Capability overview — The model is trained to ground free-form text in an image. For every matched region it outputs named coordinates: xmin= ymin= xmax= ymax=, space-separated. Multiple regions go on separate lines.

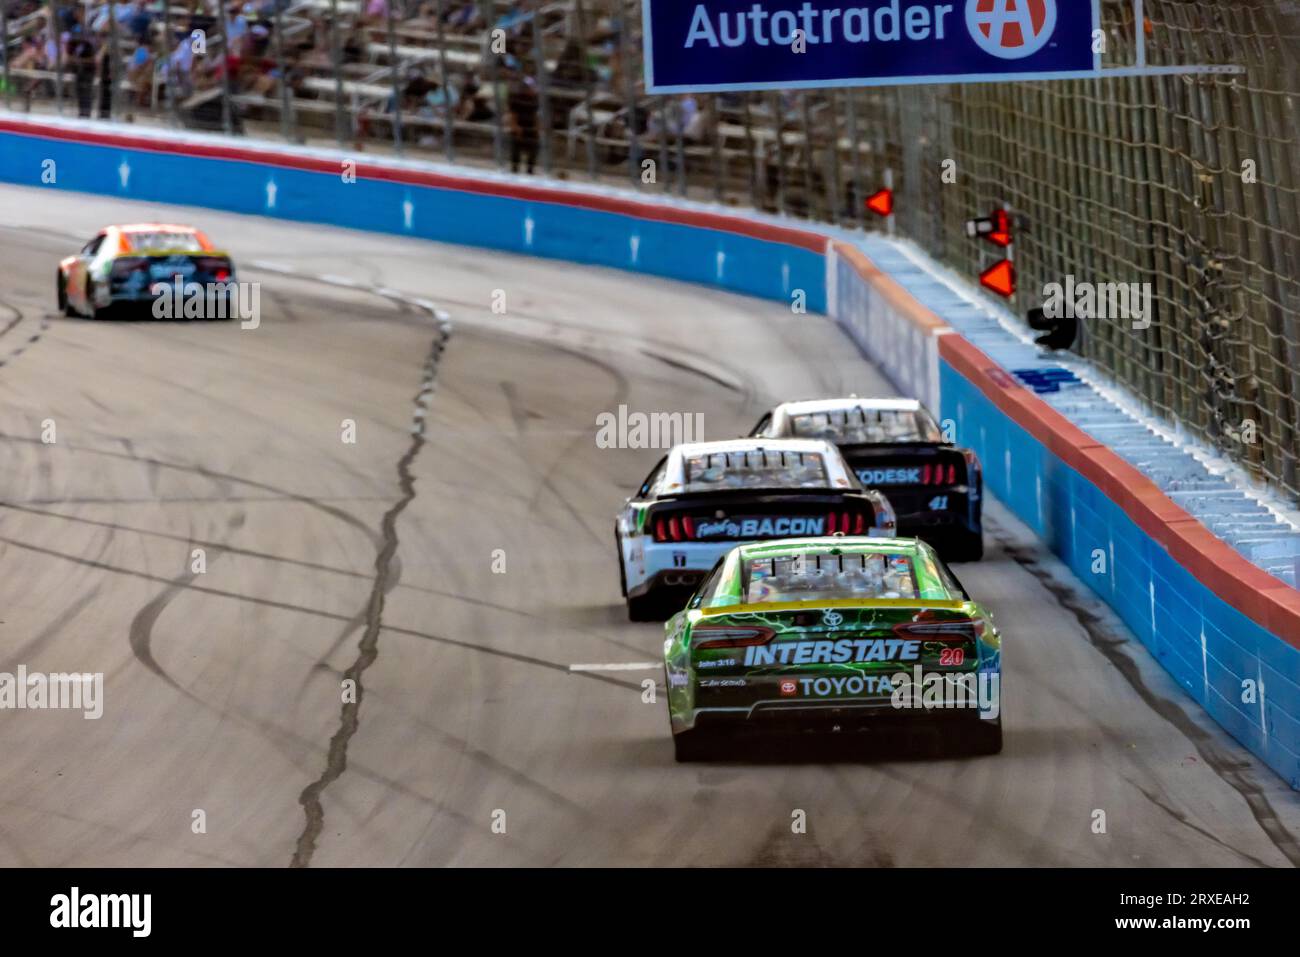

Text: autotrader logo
xmin=967 ymin=0 xmax=1057 ymax=59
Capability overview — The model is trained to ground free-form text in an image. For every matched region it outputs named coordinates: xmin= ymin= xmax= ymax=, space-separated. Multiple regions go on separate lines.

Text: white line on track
xmin=568 ymin=662 xmax=661 ymax=672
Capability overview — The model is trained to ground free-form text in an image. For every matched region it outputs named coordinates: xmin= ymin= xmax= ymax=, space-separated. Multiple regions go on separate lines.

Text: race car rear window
xmin=739 ymin=551 xmax=946 ymax=605
xmin=790 ymin=408 xmax=941 ymax=445
xmin=122 ymin=231 xmax=205 ymax=252
xmin=683 ymin=450 xmax=828 ymax=492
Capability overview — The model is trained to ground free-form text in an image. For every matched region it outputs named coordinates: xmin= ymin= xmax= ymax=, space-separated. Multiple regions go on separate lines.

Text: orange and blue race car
xmin=57 ymin=224 xmax=236 ymax=320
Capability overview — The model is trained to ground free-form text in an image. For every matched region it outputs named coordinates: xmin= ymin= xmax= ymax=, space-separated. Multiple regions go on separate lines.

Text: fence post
xmin=845 ymin=90 xmax=862 ymax=229
xmin=710 ymin=93 xmax=723 ymax=203
xmin=54 ymin=2 xmax=64 ymax=116
xmin=618 ymin=0 xmax=639 ymax=187
xmin=215 ymin=0 xmax=235 ymax=135
xmin=1 ymin=1 xmax=10 ymax=111
xmin=484 ymin=0 xmax=504 ymax=169
xmin=385 ymin=0 xmax=403 ymax=154
xmin=799 ymin=91 xmax=816 ymax=220
xmin=106 ymin=0 xmax=122 ymax=120
xmin=769 ymin=91 xmax=786 ymax=217
xmin=434 ymin=0 xmax=455 ymax=162
xmin=531 ymin=10 xmax=552 ymax=176
xmin=329 ymin=0 xmax=346 ymax=146
xmin=575 ymin=0 xmax=598 ymax=180
xmin=742 ymin=93 xmax=759 ymax=210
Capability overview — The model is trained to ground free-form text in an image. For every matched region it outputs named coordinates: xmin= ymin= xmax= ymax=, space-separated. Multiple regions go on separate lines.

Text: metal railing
xmin=4 ymin=0 xmax=1297 ymax=502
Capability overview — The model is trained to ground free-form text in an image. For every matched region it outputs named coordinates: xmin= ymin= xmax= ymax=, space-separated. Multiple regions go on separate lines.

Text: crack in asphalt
xmin=289 ymin=314 xmax=449 ymax=869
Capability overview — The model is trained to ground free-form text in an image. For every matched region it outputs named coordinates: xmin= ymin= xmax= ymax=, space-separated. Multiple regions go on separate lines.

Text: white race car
xmin=615 ymin=438 xmax=896 ymax=620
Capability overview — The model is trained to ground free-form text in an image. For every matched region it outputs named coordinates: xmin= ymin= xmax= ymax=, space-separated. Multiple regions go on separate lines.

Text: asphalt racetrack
xmin=1 ymin=184 xmax=1297 ymax=867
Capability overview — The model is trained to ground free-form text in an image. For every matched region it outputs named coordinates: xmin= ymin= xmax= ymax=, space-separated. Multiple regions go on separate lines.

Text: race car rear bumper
xmin=679 ymin=702 xmax=999 ymax=745
xmin=672 ymin=665 xmax=1002 ymax=734
xmin=624 ymin=540 xmax=734 ymax=598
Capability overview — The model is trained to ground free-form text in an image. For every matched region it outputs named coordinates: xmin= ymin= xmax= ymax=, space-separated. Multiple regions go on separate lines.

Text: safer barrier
xmin=2 ymin=115 xmax=1296 ymax=788
xmin=834 ymin=244 xmax=1300 ymax=789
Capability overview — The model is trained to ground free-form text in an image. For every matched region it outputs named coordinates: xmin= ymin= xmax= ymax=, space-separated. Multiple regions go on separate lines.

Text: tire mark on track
xmin=0 ymin=501 xmax=634 ymax=650
xmin=1127 ymin=779 xmax=1274 ymax=867
xmin=0 ymin=298 xmax=49 ymax=370
xmin=0 ymin=431 xmax=383 ymax=551
xmin=0 ymin=532 xmax=639 ymax=691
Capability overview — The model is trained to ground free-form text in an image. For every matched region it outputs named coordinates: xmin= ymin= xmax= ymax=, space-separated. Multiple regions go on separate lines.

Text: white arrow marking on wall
xmin=716 ymin=250 xmax=725 ymax=280
xmin=118 ymin=159 xmax=130 ymax=189
xmin=630 ymin=234 xmax=640 ymax=264
xmin=524 ymin=214 xmax=535 ymax=247
xmin=265 ymin=179 xmax=278 ymax=210
xmin=403 ymin=198 xmax=414 ymax=230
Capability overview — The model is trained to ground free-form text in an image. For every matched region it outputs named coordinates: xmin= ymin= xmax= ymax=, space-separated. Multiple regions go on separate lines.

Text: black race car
xmin=750 ymin=398 xmax=983 ymax=561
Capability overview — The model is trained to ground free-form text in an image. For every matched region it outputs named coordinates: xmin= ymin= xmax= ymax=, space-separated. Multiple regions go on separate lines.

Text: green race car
xmin=663 ymin=537 xmax=1002 ymax=761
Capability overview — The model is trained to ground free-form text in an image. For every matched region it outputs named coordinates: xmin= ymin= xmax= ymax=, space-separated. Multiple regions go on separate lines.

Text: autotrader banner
xmin=643 ymin=0 xmax=1101 ymax=92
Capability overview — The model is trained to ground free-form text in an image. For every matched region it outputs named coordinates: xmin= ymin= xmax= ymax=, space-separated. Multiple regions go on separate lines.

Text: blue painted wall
xmin=942 ymin=360 xmax=1300 ymax=789
xmin=0 ymin=129 xmax=825 ymax=311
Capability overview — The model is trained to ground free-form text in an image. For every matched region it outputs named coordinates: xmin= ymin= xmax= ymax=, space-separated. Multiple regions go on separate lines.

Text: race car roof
xmin=107 ymin=224 xmax=216 ymax=254
xmin=775 ymin=397 xmax=923 ymax=416
xmin=660 ymin=438 xmax=855 ymax=492
xmin=700 ymin=536 xmax=963 ymax=609
xmin=736 ymin=536 xmax=925 ymax=559
xmin=115 ymin=223 xmax=200 ymax=233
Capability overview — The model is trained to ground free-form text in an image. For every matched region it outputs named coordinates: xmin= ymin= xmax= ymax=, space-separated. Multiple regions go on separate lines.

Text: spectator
xmin=506 ymin=74 xmax=539 ymax=174
xmin=447 ymin=2 xmax=479 ymax=30
xmin=125 ymin=0 xmax=153 ymax=44
xmin=457 ymin=74 xmax=494 ymax=123
xmin=95 ymin=26 xmax=114 ymax=118
xmin=63 ymin=7 xmax=97 ymax=118
xmin=167 ymin=29 xmax=196 ymax=101
xmin=225 ymin=1 xmax=252 ymax=63
xmin=409 ymin=1 xmax=438 ymax=29
xmin=125 ymin=38 xmax=153 ymax=112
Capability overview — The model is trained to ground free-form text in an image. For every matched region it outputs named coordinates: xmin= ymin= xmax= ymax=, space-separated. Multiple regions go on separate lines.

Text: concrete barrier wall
xmin=0 ymin=117 xmax=827 ymax=311
xmin=834 ymin=246 xmax=1300 ymax=789
xmin=3 ymin=115 xmax=1296 ymax=787
xmin=826 ymin=241 xmax=946 ymax=413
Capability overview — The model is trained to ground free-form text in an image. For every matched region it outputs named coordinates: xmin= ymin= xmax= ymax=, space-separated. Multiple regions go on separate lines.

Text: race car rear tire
xmin=615 ymin=531 xmax=628 ymax=598
xmin=672 ymin=728 xmax=719 ymax=763
xmin=57 ymin=271 xmax=75 ymax=316
xmin=84 ymin=278 xmax=105 ymax=320
xmin=964 ymin=717 xmax=1003 ymax=755
xmin=946 ymin=528 xmax=985 ymax=563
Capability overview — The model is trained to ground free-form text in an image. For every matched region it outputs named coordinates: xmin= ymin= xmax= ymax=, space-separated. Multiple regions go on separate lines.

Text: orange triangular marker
xmin=988 ymin=209 xmax=1012 ymax=247
xmin=865 ymin=188 xmax=893 ymax=217
xmin=979 ymin=259 xmax=1016 ymax=298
